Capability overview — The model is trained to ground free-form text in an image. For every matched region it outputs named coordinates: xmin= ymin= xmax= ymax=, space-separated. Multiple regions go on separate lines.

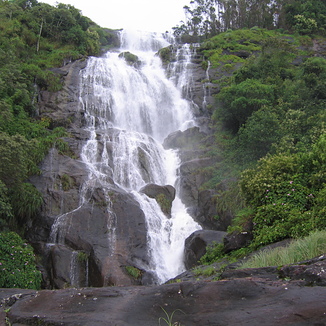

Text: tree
xmin=237 ymin=107 xmax=280 ymax=160
xmin=217 ymin=79 xmax=275 ymax=132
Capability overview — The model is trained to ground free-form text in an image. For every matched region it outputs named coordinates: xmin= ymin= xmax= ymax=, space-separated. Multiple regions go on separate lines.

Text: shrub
xmin=0 ymin=232 xmax=42 ymax=289
xmin=125 ymin=266 xmax=142 ymax=279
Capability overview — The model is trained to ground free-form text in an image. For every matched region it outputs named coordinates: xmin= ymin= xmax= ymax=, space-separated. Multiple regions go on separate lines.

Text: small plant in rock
xmin=159 ymin=308 xmax=185 ymax=326
xmin=125 ymin=265 xmax=142 ymax=279
xmin=77 ymin=251 xmax=88 ymax=263
xmin=155 ymin=194 xmax=172 ymax=216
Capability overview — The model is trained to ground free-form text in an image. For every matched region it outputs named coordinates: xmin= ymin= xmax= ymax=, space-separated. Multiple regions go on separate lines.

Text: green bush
xmin=217 ymin=79 xmax=275 ymax=132
xmin=125 ymin=266 xmax=142 ymax=279
xmin=0 ymin=232 xmax=42 ymax=289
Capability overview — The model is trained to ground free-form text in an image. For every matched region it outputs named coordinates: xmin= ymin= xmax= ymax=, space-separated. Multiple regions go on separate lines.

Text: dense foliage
xmin=198 ymin=25 xmax=325 ymax=260
xmin=0 ymin=0 xmax=117 ymax=232
xmin=0 ymin=232 xmax=42 ymax=289
xmin=174 ymin=0 xmax=326 ymax=39
xmin=0 ymin=0 xmax=118 ymax=288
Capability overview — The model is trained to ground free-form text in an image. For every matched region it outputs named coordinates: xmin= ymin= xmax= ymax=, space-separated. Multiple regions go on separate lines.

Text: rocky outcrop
xmin=140 ymin=184 xmax=176 ymax=217
xmin=163 ymin=126 xmax=231 ymax=231
xmin=28 ymin=59 xmax=152 ymax=288
xmin=118 ymin=51 xmax=141 ymax=67
xmin=184 ymin=230 xmax=226 ymax=269
xmin=1 ymin=256 xmax=325 ymax=326
xmin=223 ymin=219 xmax=254 ymax=253
xmin=37 ymin=59 xmax=87 ymax=130
xmin=163 ymin=126 xmax=207 ymax=160
xmin=194 ymin=189 xmax=233 ymax=230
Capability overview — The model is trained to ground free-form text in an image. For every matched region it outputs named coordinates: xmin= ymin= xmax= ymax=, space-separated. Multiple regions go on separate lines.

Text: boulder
xmin=140 ymin=184 xmax=176 ymax=217
xmin=223 ymin=229 xmax=253 ymax=253
xmin=184 ymin=230 xmax=226 ymax=269
xmin=118 ymin=51 xmax=141 ymax=67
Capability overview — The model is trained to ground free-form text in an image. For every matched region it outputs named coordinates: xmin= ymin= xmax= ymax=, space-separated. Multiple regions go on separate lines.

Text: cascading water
xmin=51 ymin=29 xmax=201 ymax=285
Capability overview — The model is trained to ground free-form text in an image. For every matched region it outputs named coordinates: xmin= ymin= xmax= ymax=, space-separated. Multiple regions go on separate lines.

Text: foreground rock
xmin=1 ymin=256 xmax=325 ymax=326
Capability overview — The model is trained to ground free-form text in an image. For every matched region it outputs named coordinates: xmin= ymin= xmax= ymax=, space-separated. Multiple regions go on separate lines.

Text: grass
xmin=159 ymin=308 xmax=185 ymax=326
xmin=240 ymin=229 xmax=326 ymax=268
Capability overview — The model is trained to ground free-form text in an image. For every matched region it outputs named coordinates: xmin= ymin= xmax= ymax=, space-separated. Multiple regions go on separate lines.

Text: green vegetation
xmin=189 ymin=3 xmax=326 ymax=264
xmin=0 ymin=0 xmax=118 ymax=289
xmin=0 ymin=232 xmax=42 ymax=289
xmin=125 ymin=265 xmax=142 ymax=279
xmin=194 ymin=265 xmax=216 ymax=276
xmin=118 ymin=51 xmax=140 ymax=66
xmin=76 ymin=251 xmax=88 ymax=263
xmin=158 ymin=46 xmax=173 ymax=63
xmin=240 ymin=229 xmax=326 ymax=268
xmin=156 ymin=193 xmax=173 ymax=216
xmin=174 ymin=0 xmax=326 ymax=39
xmin=159 ymin=308 xmax=185 ymax=326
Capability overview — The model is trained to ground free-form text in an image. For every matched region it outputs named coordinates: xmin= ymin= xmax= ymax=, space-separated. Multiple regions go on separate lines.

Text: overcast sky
xmin=40 ymin=0 xmax=187 ymax=32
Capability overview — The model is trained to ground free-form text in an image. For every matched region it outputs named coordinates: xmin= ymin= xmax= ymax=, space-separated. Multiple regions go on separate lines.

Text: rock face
xmin=1 ymin=256 xmax=325 ymax=326
xmin=184 ymin=230 xmax=226 ymax=269
xmin=28 ymin=59 xmax=151 ymax=288
xmin=163 ymin=127 xmax=231 ymax=231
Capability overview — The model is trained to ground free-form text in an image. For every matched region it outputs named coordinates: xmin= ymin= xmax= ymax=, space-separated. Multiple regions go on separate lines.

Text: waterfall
xmin=51 ymin=30 xmax=201 ymax=285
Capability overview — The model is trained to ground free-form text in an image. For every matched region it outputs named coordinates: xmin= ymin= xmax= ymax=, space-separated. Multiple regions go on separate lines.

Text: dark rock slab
xmin=3 ymin=277 xmax=326 ymax=326
xmin=279 ymin=254 xmax=326 ymax=286
xmin=193 ymin=189 xmax=233 ymax=230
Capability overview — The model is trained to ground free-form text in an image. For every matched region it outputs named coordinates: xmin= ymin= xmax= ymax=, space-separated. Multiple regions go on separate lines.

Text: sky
xmin=40 ymin=0 xmax=187 ymax=33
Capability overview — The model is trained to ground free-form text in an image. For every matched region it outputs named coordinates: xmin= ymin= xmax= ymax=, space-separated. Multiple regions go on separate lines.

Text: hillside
xmin=0 ymin=0 xmax=325 ymax=324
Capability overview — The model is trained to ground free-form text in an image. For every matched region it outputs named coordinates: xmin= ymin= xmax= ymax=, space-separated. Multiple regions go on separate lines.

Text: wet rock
xmin=223 ymin=220 xmax=254 ymax=253
xmin=27 ymin=59 xmax=154 ymax=288
xmin=118 ymin=51 xmax=141 ymax=67
xmin=37 ymin=59 xmax=87 ymax=130
xmin=178 ymin=157 xmax=215 ymax=207
xmin=279 ymin=254 xmax=326 ymax=286
xmin=184 ymin=230 xmax=226 ymax=269
xmin=163 ymin=127 xmax=212 ymax=163
xmin=140 ymin=184 xmax=176 ymax=217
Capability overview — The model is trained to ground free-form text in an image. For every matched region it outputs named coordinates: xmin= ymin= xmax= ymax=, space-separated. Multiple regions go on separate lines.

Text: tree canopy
xmin=173 ymin=0 xmax=326 ymax=39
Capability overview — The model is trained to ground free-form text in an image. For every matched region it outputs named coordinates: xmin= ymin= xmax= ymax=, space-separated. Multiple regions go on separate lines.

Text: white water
xmin=78 ymin=30 xmax=200 ymax=284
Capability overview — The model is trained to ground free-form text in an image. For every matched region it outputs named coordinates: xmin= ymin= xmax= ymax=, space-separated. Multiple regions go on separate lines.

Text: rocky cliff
xmin=26 ymin=41 xmax=229 ymax=289
xmin=29 ymin=59 xmax=153 ymax=288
